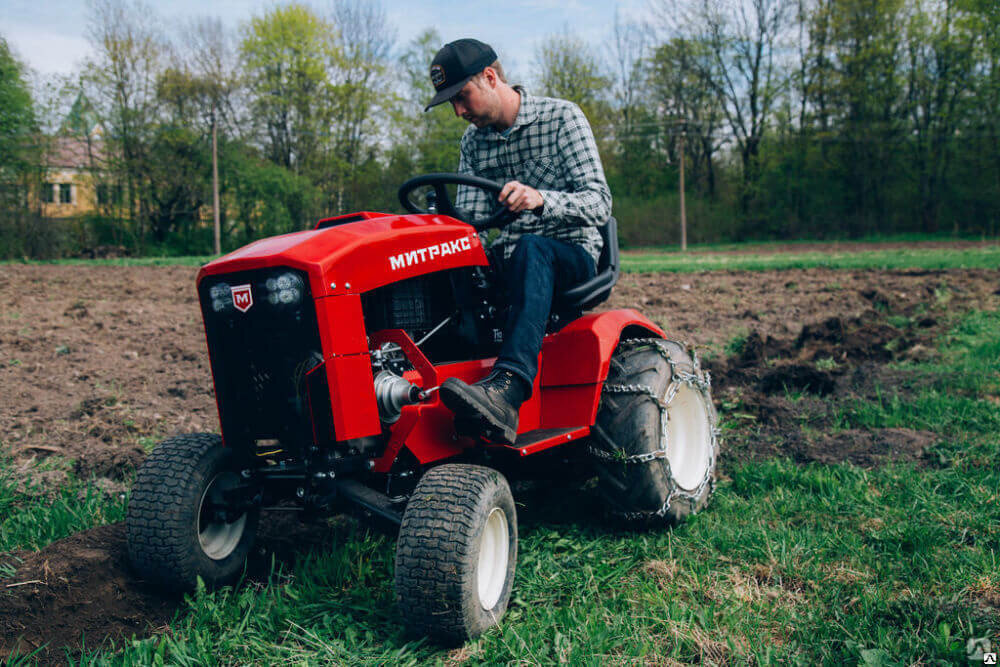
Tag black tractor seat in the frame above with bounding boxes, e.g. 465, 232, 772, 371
553, 216, 620, 313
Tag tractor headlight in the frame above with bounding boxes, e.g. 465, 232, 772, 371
265, 272, 303, 306
210, 283, 231, 312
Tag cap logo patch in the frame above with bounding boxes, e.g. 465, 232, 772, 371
430, 64, 446, 88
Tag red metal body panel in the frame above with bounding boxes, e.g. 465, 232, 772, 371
538, 308, 664, 430
326, 354, 380, 440
315, 295, 368, 354
371, 357, 493, 473
196, 213, 488, 298
370, 310, 665, 469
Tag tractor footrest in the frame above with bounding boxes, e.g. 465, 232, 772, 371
503, 426, 590, 456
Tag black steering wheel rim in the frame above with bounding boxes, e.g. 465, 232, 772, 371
398, 173, 518, 230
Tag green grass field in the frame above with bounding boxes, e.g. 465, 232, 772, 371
1, 244, 997, 663
622, 245, 1000, 273
0, 309, 996, 664
5, 239, 999, 273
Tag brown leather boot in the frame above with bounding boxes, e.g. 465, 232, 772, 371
440, 369, 529, 445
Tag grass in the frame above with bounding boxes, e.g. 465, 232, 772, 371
0, 256, 214, 267
2, 311, 998, 663
3, 239, 999, 275
0, 468, 127, 555
621, 244, 1000, 273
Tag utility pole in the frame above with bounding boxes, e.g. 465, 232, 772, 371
679, 128, 687, 251
211, 100, 221, 256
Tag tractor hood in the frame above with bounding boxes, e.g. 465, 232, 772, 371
197, 212, 488, 298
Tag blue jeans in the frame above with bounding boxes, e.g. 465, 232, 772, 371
493, 234, 596, 392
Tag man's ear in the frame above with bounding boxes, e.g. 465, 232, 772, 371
481, 67, 498, 88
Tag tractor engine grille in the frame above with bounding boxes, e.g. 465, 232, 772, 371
198, 268, 324, 454
361, 271, 453, 333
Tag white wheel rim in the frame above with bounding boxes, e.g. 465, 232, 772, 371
197, 473, 248, 561
666, 383, 713, 491
477, 507, 509, 610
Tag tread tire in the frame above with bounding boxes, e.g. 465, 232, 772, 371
395, 464, 517, 645
592, 338, 718, 525
126, 433, 259, 590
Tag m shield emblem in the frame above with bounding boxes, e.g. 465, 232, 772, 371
430, 64, 446, 89
231, 284, 253, 313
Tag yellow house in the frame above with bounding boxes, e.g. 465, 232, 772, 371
40, 136, 107, 218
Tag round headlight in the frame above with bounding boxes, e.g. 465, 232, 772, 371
212, 298, 227, 312
266, 278, 278, 291
279, 288, 300, 304
210, 283, 230, 300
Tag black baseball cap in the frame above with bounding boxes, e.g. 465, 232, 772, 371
424, 38, 497, 112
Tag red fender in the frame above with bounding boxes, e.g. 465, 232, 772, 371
537, 308, 665, 429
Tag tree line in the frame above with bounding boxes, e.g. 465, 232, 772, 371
1, 0, 998, 259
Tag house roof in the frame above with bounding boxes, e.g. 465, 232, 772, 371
45, 137, 106, 170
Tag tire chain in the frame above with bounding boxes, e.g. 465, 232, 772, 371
590, 338, 720, 520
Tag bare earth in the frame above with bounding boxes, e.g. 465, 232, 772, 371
0, 263, 998, 659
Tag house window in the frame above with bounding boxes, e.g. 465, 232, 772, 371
59, 183, 72, 204
42, 183, 55, 203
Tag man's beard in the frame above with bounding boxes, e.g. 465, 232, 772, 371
465, 114, 491, 128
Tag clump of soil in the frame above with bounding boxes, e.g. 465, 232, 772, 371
791, 428, 939, 467
0, 514, 347, 662
707, 307, 948, 469
0, 524, 175, 661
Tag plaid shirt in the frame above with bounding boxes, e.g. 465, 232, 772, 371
455, 89, 611, 264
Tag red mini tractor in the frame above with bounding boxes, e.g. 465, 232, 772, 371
126, 174, 719, 643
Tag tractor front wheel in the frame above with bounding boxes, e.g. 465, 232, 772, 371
127, 433, 260, 590
394, 464, 517, 644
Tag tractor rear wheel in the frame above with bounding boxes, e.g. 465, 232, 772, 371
394, 464, 517, 644
591, 338, 718, 524
127, 433, 260, 590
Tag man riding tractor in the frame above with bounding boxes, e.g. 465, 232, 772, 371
426, 38, 611, 446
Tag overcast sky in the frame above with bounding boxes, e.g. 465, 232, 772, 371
1, 0, 652, 83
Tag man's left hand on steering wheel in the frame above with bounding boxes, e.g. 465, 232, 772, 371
498, 181, 544, 215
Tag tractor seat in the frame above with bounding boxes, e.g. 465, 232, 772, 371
553, 216, 620, 313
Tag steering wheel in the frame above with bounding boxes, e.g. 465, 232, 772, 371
398, 173, 518, 230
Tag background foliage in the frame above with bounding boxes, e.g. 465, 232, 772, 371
1, 0, 998, 258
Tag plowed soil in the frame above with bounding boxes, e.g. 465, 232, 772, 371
1, 263, 998, 659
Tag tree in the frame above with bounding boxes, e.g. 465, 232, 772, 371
903, 0, 981, 232
823, 0, 906, 234
326, 0, 395, 212
84, 0, 167, 241
649, 37, 726, 198
396, 29, 467, 174
240, 4, 338, 178
535, 32, 612, 128
607, 13, 650, 139
0, 37, 37, 183
665, 0, 790, 227
0, 36, 44, 259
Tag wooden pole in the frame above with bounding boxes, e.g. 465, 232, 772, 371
211, 101, 221, 256
679, 130, 687, 251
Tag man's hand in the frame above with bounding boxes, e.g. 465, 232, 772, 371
498, 180, 544, 214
